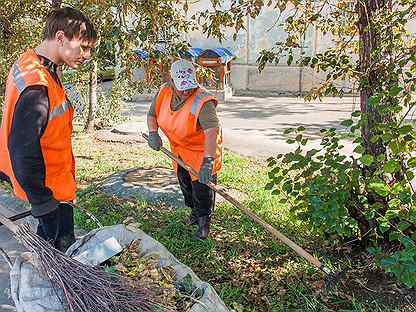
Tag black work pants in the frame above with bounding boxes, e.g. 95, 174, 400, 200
177, 165, 216, 218
36, 203, 75, 252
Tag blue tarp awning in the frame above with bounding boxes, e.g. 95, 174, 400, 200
200, 48, 235, 64
180, 48, 204, 60
132, 47, 167, 60
133, 47, 235, 64
132, 48, 149, 60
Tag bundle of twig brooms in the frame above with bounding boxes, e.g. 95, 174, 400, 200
0, 211, 164, 312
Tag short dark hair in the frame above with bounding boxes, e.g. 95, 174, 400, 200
42, 7, 97, 43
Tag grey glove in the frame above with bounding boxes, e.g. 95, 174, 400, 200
198, 157, 215, 184
148, 131, 162, 151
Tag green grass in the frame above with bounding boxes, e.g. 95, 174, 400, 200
70, 132, 411, 312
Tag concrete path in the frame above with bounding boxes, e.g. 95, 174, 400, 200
122, 95, 359, 158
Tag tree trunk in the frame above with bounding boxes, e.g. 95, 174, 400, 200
84, 60, 97, 133
51, 0, 62, 9
115, 42, 122, 80
358, 0, 386, 157
0, 17, 13, 43
358, 0, 389, 242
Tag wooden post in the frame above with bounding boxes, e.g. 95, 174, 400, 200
84, 60, 97, 133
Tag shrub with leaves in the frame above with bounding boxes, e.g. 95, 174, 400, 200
196, 0, 416, 287
267, 118, 416, 287
0, 1, 49, 88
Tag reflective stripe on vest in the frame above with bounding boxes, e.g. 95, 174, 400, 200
191, 92, 211, 116
0, 49, 76, 203
49, 100, 71, 121
155, 86, 222, 180
12, 60, 70, 122
12, 64, 26, 93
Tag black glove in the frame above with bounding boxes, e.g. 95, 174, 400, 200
35, 202, 75, 252
148, 131, 162, 151
198, 157, 215, 184
31, 198, 59, 218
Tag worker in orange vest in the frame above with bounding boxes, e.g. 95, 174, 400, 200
0, 8, 97, 251
147, 59, 223, 240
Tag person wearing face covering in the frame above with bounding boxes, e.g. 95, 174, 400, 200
147, 59, 222, 240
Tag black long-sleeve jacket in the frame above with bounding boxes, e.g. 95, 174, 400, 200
0, 55, 62, 215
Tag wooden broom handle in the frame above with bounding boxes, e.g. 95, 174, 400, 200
142, 133, 332, 274
0, 202, 102, 231
0, 209, 19, 233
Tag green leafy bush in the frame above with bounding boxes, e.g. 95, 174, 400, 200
267, 112, 416, 287
245, 0, 416, 289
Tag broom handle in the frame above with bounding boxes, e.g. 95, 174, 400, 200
0, 210, 18, 233
0, 203, 102, 230
1, 210, 32, 225
0, 203, 102, 227
142, 132, 332, 275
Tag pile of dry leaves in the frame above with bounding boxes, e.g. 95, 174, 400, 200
103, 240, 203, 311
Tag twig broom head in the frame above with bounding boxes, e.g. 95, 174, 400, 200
0, 211, 166, 312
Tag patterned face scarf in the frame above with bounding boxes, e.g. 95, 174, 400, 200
171, 59, 198, 91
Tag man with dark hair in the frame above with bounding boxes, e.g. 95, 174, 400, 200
0, 7, 97, 251
42, 7, 97, 43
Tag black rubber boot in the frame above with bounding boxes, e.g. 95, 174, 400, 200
184, 213, 198, 226
56, 234, 76, 252
56, 203, 75, 252
36, 203, 75, 252
195, 215, 211, 240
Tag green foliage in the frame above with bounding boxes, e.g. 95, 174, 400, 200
0, 1, 49, 88
0, 0, 195, 129
69, 0, 195, 84
64, 73, 128, 128
267, 116, 416, 287
266, 127, 360, 239
199, 0, 416, 288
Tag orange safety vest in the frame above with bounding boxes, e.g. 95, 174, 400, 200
155, 85, 222, 180
0, 49, 76, 203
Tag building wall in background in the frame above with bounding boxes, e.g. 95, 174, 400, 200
186, 1, 416, 95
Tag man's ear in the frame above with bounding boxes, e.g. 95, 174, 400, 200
55, 31, 65, 46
